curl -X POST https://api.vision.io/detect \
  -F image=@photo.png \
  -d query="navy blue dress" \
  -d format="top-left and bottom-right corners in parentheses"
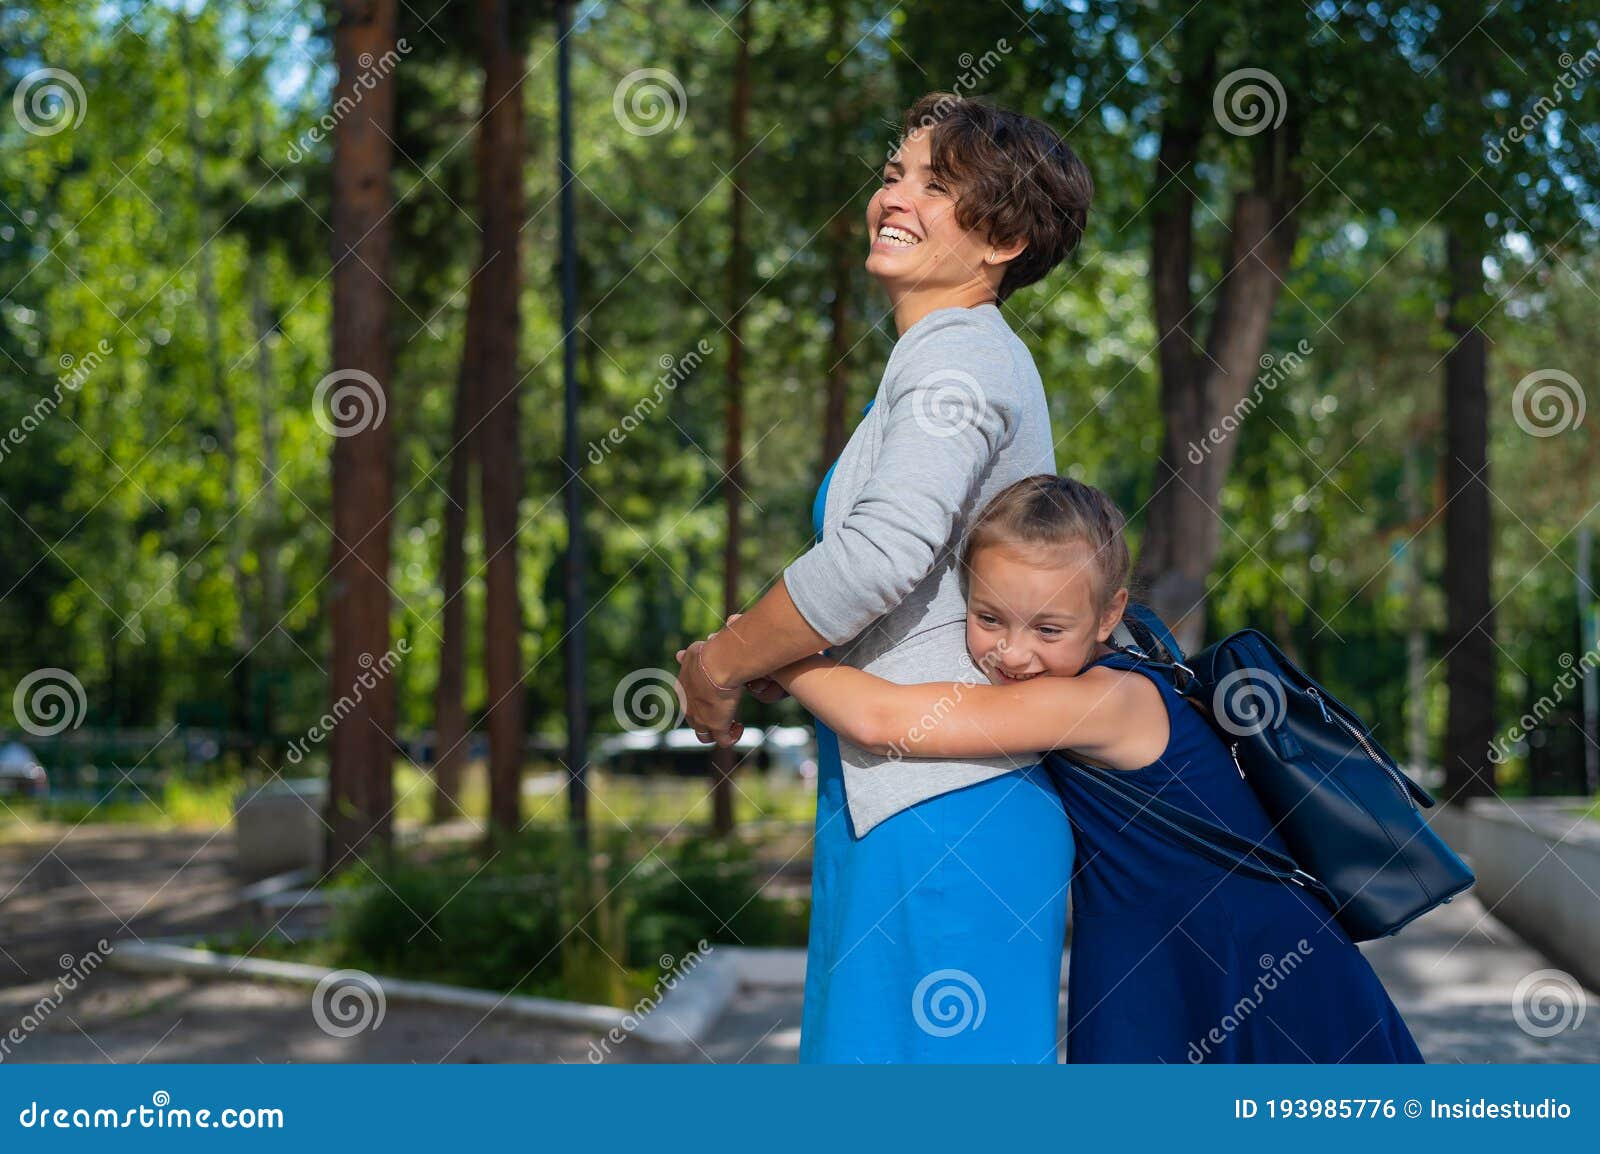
top-left (1046, 653), bottom-right (1424, 1064)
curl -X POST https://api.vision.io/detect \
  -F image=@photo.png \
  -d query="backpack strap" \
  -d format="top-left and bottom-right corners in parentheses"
top-left (1048, 753), bottom-right (1333, 902)
top-left (1107, 603), bottom-right (1196, 694)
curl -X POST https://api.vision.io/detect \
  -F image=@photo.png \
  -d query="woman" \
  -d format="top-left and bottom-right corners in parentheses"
top-left (676, 92), bottom-right (1093, 1062)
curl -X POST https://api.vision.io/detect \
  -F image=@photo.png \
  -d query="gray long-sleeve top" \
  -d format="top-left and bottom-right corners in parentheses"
top-left (783, 302), bottom-right (1057, 836)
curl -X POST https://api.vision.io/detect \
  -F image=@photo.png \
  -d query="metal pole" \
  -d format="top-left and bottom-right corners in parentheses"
top-left (1578, 525), bottom-right (1598, 795)
top-left (558, 0), bottom-right (589, 846)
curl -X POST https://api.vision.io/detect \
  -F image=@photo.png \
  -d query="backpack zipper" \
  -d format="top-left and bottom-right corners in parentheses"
top-left (1306, 686), bottom-right (1417, 811)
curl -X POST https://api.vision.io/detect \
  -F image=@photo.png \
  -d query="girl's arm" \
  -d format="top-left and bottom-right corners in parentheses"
top-left (769, 653), bottom-right (1169, 768)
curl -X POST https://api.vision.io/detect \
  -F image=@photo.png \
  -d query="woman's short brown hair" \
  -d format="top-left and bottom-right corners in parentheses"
top-left (901, 92), bottom-right (1093, 301)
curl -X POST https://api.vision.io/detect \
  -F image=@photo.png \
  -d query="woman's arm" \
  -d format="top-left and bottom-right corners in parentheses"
top-left (770, 656), bottom-right (1169, 766)
top-left (779, 314), bottom-right (1020, 648)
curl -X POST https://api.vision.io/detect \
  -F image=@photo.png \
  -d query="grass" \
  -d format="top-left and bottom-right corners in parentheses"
top-left (0, 759), bottom-right (815, 840)
top-left (196, 827), bottom-right (811, 1008)
top-left (0, 775), bottom-right (238, 834)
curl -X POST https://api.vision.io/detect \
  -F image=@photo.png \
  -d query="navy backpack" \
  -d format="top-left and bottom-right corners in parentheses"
top-left (1055, 604), bottom-right (1475, 942)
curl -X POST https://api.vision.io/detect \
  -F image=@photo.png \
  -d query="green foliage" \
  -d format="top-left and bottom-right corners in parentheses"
top-left (1, 0), bottom-right (1598, 798)
top-left (315, 829), bottom-right (807, 1003)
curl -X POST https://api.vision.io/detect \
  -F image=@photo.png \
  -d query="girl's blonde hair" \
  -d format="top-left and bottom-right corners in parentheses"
top-left (959, 474), bottom-right (1131, 612)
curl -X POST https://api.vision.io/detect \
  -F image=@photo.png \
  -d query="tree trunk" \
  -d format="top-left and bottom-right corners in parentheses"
top-left (474, 0), bottom-right (527, 838)
top-left (1440, 230), bottom-right (1496, 800)
top-left (819, 0), bottom-right (851, 478)
top-left (326, 0), bottom-right (400, 868)
top-left (1135, 37), bottom-right (1299, 653)
top-left (712, 0), bottom-right (755, 838)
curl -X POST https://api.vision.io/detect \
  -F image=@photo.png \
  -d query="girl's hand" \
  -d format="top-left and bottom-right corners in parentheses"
top-left (744, 676), bottom-right (788, 704)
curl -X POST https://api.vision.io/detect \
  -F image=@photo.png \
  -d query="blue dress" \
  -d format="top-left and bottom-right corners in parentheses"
top-left (1047, 653), bottom-right (1424, 1064)
top-left (799, 406), bottom-right (1074, 1064)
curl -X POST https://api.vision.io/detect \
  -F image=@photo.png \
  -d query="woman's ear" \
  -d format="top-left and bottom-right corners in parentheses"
top-left (1095, 587), bottom-right (1130, 643)
top-left (986, 235), bottom-right (1028, 267)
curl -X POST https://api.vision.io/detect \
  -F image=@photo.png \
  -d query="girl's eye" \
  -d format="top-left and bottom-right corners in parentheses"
top-left (1036, 627), bottom-right (1062, 639)
top-left (977, 613), bottom-right (1000, 627)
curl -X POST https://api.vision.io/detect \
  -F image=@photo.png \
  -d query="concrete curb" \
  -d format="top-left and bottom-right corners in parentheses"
top-left (106, 940), bottom-right (812, 1049)
top-left (109, 940), bottom-right (632, 1035)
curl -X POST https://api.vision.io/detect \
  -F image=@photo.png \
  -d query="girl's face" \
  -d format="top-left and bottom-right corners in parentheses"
top-left (964, 542), bottom-right (1128, 685)
top-left (864, 131), bottom-right (997, 293)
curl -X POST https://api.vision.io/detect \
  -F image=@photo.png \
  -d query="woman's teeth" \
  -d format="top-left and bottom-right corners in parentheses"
top-left (877, 225), bottom-right (920, 247)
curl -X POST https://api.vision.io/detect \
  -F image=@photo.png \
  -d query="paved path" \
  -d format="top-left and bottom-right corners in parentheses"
top-left (695, 893), bottom-right (1600, 1064)
top-left (2, 825), bottom-right (1595, 1063)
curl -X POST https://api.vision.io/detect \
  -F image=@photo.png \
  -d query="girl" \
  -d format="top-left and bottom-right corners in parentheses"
top-left (746, 474), bottom-right (1423, 1063)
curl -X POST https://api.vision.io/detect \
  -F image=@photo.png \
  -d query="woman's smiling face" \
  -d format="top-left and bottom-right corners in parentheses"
top-left (865, 130), bottom-right (997, 293)
top-left (964, 542), bottom-right (1127, 684)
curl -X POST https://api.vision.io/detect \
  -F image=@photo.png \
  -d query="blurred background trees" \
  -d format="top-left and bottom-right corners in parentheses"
top-left (2, 0), bottom-right (1598, 857)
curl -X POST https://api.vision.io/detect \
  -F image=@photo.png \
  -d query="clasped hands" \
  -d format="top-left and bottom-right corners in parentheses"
top-left (674, 613), bottom-right (786, 746)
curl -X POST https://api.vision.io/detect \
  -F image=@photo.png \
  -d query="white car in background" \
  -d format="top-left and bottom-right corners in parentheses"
top-left (0, 741), bottom-right (48, 798)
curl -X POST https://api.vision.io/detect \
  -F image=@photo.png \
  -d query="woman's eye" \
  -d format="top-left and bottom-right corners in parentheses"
top-left (926, 181), bottom-right (946, 194)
